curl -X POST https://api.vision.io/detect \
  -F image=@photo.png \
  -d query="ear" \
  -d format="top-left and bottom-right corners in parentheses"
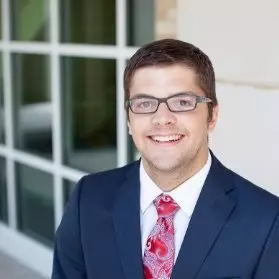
top-left (208, 105), bottom-right (219, 133)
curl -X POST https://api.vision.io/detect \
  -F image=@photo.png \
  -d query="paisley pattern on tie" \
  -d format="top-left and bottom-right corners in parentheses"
top-left (143, 194), bottom-right (180, 279)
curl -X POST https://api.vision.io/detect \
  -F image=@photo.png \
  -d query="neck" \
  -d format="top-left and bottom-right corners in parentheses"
top-left (142, 152), bottom-right (209, 192)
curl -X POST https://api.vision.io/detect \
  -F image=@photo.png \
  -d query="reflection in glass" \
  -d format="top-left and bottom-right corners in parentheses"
top-left (12, 54), bottom-right (52, 159)
top-left (60, 0), bottom-right (115, 45)
top-left (63, 179), bottom-right (76, 206)
top-left (127, 0), bottom-right (155, 46)
top-left (61, 57), bottom-right (117, 173)
top-left (16, 164), bottom-right (54, 246)
top-left (0, 53), bottom-right (4, 144)
top-left (0, 156), bottom-right (8, 223)
top-left (10, 0), bottom-right (49, 41)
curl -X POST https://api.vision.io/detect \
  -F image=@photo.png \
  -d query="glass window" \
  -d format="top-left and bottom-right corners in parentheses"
top-left (60, 0), bottom-right (116, 45)
top-left (16, 163), bottom-right (54, 246)
top-left (127, 0), bottom-right (154, 46)
top-left (12, 54), bottom-right (52, 159)
top-left (61, 57), bottom-right (117, 173)
top-left (0, 156), bottom-right (8, 223)
top-left (0, 53), bottom-right (4, 144)
top-left (10, 0), bottom-right (49, 41)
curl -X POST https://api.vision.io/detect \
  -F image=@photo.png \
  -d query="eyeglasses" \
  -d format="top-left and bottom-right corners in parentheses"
top-left (126, 92), bottom-right (212, 114)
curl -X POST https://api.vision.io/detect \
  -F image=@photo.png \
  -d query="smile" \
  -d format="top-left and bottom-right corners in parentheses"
top-left (149, 134), bottom-right (184, 143)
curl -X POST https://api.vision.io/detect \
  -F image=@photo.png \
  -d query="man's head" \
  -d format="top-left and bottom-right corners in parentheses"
top-left (124, 39), bottom-right (217, 120)
top-left (124, 39), bottom-right (219, 182)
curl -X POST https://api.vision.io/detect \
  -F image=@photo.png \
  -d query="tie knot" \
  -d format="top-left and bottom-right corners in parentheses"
top-left (154, 194), bottom-right (179, 218)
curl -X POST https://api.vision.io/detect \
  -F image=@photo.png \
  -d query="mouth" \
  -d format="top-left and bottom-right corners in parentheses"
top-left (148, 134), bottom-right (184, 144)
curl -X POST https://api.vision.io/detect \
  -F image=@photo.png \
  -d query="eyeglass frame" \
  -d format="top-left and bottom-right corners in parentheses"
top-left (125, 92), bottom-right (213, 114)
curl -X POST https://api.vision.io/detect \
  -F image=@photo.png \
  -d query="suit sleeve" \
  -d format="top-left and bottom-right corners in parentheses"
top-left (51, 177), bottom-right (87, 279)
top-left (253, 210), bottom-right (279, 279)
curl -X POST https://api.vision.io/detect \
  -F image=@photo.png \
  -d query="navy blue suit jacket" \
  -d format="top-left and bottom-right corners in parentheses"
top-left (52, 154), bottom-right (279, 279)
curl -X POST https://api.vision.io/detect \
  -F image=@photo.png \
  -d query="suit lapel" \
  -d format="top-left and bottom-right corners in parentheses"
top-left (113, 161), bottom-right (144, 279)
top-left (171, 155), bottom-right (236, 279)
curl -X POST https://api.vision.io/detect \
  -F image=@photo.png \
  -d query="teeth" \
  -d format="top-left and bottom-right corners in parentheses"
top-left (151, 135), bottom-right (182, 142)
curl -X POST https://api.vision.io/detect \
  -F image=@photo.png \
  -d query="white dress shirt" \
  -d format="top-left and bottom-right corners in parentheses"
top-left (140, 153), bottom-right (212, 262)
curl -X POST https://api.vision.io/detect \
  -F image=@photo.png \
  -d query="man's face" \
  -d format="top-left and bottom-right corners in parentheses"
top-left (128, 64), bottom-right (218, 173)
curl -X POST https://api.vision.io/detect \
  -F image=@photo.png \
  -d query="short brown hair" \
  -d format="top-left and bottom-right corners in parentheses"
top-left (124, 38), bottom-right (218, 120)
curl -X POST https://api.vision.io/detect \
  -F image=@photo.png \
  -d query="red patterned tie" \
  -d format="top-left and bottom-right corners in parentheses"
top-left (143, 194), bottom-right (180, 279)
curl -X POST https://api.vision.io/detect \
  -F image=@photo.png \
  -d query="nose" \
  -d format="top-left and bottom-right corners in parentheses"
top-left (151, 103), bottom-right (177, 126)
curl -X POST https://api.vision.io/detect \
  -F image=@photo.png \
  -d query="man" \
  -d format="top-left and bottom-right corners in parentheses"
top-left (52, 39), bottom-right (279, 279)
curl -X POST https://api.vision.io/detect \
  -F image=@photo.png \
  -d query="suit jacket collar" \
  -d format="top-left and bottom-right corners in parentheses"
top-left (171, 152), bottom-right (236, 279)
top-left (113, 153), bottom-right (236, 279)
top-left (113, 161), bottom-right (144, 279)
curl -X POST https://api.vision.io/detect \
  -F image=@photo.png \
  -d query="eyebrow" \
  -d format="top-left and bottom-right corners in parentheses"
top-left (130, 91), bottom-right (196, 99)
top-left (130, 93), bottom-right (155, 99)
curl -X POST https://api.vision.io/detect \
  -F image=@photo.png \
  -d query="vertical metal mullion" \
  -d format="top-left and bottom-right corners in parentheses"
top-left (116, 0), bottom-right (128, 167)
top-left (50, 0), bottom-right (64, 229)
top-left (2, 0), bottom-right (17, 229)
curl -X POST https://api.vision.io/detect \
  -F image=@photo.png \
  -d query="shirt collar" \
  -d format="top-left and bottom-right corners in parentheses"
top-left (140, 152), bottom-right (212, 217)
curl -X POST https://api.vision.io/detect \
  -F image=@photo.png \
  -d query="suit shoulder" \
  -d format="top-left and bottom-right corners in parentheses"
top-left (227, 168), bottom-right (279, 212)
top-left (72, 160), bottom-right (139, 202)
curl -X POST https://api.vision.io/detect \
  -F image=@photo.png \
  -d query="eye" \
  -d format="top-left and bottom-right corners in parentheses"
top-left (134, 99), bottom-right (155, 109)
top-left (179, 100), bottom-right (192, 107)
top-left (169, 95), bottom-right (195, 110)
top-left (139, 101), bottom-right (152, 108)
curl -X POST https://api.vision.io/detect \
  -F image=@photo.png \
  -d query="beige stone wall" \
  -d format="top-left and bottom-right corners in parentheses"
top-left (177, 0), bottom-right (279, 196)
top-left (155, 0), bottom-right (177, 40)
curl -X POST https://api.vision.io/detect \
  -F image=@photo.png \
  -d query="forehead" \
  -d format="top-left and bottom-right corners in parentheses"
top-left (129, 64), bottom-right (203, 98)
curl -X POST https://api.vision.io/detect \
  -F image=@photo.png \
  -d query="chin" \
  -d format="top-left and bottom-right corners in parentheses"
top-left (145, 157), bottom-right (183, 173)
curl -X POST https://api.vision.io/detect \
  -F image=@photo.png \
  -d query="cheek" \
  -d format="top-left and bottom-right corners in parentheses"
top-left (128, 117), bottom-right (146, 138)
top-left (179, 113), bottom-right (209, 137)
